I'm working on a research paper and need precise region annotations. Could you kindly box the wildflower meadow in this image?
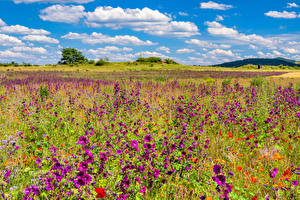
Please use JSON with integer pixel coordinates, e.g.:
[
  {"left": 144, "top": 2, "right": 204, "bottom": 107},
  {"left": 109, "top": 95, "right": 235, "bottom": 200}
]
[{"left": 0, "top": 71, "right": 299, "bottom": 200}]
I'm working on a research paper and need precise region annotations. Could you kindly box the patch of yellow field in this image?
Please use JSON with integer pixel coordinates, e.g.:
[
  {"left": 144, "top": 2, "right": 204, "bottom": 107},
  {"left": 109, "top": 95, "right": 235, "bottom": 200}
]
[{"left": 272, "top": 72, "right": 300, "bottom": 78}]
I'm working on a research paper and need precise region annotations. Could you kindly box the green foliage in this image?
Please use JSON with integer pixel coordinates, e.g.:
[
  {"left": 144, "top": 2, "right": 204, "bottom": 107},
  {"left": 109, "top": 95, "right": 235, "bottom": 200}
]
[
  {"left": 164, "top": 58, "right": 178, "bottom": 64},
  {"left": 59, "top": 48, "right": 87, "bottom": 65},
  {"left": 136, "top": 57, "right": 162, "bottom": 63},
  {"left": 88, "top": 60, "right": 95, "bottom": 65},
  {"left": 95, "top": 59, "right": 108, "bottom": 66},
  {"left": 39, "top": 85, "right": 49, "bottom": 99},
  {"left": 250, "top": 76, "right": 265, "bottom": 87},
  {"left": 222, "top": 77, "right": 232, "bottom": 87}
]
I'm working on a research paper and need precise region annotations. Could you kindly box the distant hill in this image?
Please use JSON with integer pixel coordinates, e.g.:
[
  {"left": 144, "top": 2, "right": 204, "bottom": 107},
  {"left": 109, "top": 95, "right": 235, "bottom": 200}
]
[{"left": 213, "top": 57, "right": 300, "bottom": 68}]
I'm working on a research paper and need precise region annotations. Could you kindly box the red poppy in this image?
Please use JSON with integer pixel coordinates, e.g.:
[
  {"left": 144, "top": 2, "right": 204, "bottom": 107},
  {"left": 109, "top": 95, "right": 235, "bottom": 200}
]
[
  {"left": 228, "top": 132, "right": 233, "bottom": 138},
  {"left": 95, "top": 187, "right": 105, "bottom": 198},
  {"left": 248, "top": 135, "right": 254, "bottom": 138},
  {"left": 219, "top": 130, "right": 222, "bottom": 136}
]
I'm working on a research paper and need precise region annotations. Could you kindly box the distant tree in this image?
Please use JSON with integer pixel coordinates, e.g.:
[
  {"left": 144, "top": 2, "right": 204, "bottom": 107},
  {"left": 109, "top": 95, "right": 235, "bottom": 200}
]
[
  {"left": 164, "top": 58, "right": 178, "bottom": 64},
  {"left": 136, "top": 57, "right": 162, "bottom": 63},
  {"left": 95, "top": 59, "right": 107, "bottom": 66},
  {"left": 59, "top": 48, "right": 87, "bottom": 65}
]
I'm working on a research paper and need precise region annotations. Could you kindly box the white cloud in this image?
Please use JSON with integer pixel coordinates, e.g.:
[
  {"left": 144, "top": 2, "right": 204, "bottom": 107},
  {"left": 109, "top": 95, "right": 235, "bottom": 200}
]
[
  {"left": 40, "top": 5, "right": 85, "bottom": 23},
  {"left": 185, "top": 39, "right": 231, "bottom": 49},
  {"left": 265, "top": 11, "right": 298, "bottom": 19},
  {"left": 287, "top": 3, "right": 299, "bottom": 8},
  {"left": 14, "top": 0, "right": 94, "bottom": 3},
  {"left": 0, "top": 18, "right": 6, "bottom": 26},
  {"left": 0, "top": 33, "right": 24, "bottom": 46},
  {"left": 156, "top": 46, "right": 170, "bottom": 53},
  {"left": 88, "top": 46, "right": 132, "bottom": 55},
  {"left": 272, "top": 50, "right": 282, "bottom": 56},
  {"left": 10, "top": 46, "right": 48, "bottom": 54},
  {"left": 178, "top": 12, "right": 189, "bottom": 16},
  {"left": 282, "top": 47, "right": 300, "bottom": 54},
  {"left": 215, "top": 15, "right": 224, "bottom": 21},
  {"left": 0, "top": 50, "right": 24, "bottom": 58},
  {"left": 205, "top": 21, "right": 275, "bottom": 48},
  {"left": 135, "top": 51, "right": 168, "bottom": 58},
  {"left": 61, "top": 32, "right": 157, "bottom": 46},
  {"left": 85, "top": 6, "right": 199, "bottom": 37},
  {"left": 176, "top": 48, "right": 195, "bottom": 53},
  {"left": 0, "top": 25, "right": 50, "bottom": 35},
  {"left": 207, "top": 49, "right": 235, "bottom": 57},
  {"left": 22, "top": 35, "right": 59, "bottom": 43},
  {"left": 200, "top": 1, "right": 233, "bottom": 10}
]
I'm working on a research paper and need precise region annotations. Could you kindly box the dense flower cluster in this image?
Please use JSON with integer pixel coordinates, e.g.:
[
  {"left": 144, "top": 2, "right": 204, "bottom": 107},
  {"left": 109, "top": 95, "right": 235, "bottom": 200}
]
[{"left": 0, "top": 72, "right": 299, "bottom": 199}]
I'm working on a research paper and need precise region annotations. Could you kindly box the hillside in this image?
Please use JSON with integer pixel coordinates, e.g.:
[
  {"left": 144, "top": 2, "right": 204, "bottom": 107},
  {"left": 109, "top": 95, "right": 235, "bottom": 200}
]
[{"left": 214, "top": 57, "right": 300, "bottom": 68}]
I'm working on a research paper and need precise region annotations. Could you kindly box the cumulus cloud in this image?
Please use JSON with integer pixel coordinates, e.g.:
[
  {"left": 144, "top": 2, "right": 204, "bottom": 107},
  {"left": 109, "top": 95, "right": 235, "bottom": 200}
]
[
  {"left": 215, "top": 15, "right": 224, "bottom": 21},
  {"left": 61, "top": 32, "right": 157, "bottom": 46},
  {"left": 265, "top": 11, "right": 298, "bottom": 19},
  {"left": 282, "top": 47, "right": 300, "bottom": 54},
  {"left": 176, "top": 48, "right": 195, "bottom": 53},
  {"left": 135, "top": 51, "right": 168, "bottom": 58},
  {"left": 85, "top": 6, "right": 199, "bottom": 37},
  {"left": 200, "top": 1, "right": 233, "bottom": 10},
  {"left": 0, "top": 18, "right": 6, "bottom": 26},
  {"left": 185, "top": 39, "right": 231, "bottom": 49},
  {"left": 14, "top": 0, "right": 94, "bottom": 3},
  {"left": 0, "top": 50, "right": 24, "bottom": 58},
  {"left": 22, "top": 35, "right": 59, "bottom": 43},
  {"left": 287, "top": 3, "right": 299, "bottom": 8},
  {"left": 0, "top": 33, "right": 24, "bottom": 46},
  {"left": 0, "top": 25, "right": 50, "bottom": 35},
  {"left": 88, "top": 46, "right": 132, "bottom": 55},
  {"left": 207, "top": 49, "right": 235, "bottom": 57},
  {"left": 156, "top": 46, "right": 170, "bottom": 53},
  {"left": 40, "top": 5, "right": 85, "bottom": 23},
  {"left": 178, "top": 12, "right": 189, "bottom": 16},
  {"left": 205, "top": 21, "right": 275, "bottom": 48},
  {"left": 10, "top": 46, "right": 48, "bottom": 54}
]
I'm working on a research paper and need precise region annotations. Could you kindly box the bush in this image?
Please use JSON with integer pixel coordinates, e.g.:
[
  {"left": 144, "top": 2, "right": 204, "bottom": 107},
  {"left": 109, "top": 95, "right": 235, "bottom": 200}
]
[
  {"left": 88, "top": 60, "right": 95, "bottom": 65},
  {"left": 136, "top": 57, "right": 162, "bottom": 63},
  {"left": 250, "top": 76, "right": 265, "bottom": 87},
  {"left": 59, "top": 48, "right": 87, "bottom": 65},
  {"left": 39, "top": 86, "right": 49, "bottom": 99},
  {"left": 164, "top": 58, "right": 178, "bottom": 64},
  {"left": 222, "top": 77, "right": 232, "bottom": 87},
  {"left": 95, "top": 59, "right": 107, "bottom": 66}
]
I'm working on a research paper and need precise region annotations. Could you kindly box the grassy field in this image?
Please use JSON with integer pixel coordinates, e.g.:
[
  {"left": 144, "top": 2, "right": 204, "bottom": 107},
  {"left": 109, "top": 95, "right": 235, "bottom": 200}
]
[{"left": 0, "top": 64, "right": 299, "bottom": 200}]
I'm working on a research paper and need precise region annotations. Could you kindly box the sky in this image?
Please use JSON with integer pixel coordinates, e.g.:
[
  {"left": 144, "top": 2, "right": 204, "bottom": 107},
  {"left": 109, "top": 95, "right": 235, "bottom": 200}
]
[{"left": 0, "top": 0, "right": 299, "bottom": 65}]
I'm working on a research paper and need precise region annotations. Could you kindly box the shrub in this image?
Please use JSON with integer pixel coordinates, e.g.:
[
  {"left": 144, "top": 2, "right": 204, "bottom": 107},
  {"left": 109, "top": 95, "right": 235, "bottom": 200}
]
[
  {"left": 164, "top": 58, "right": 178, "bottom": 64},
  {"left": 136, "top": 57, "right": 162, "bottom": 63},
  {"left": 88, "top": 60, "right": 95, "bottom": 65},
  {"left": 250, "top": 76, "right": 265, "bottom": 87},
  {"left": 95, "top": 59, "right": 107, "bottom": 66},
  {"left": 39, "top": 86, "right": 49, "bottom": 99}
]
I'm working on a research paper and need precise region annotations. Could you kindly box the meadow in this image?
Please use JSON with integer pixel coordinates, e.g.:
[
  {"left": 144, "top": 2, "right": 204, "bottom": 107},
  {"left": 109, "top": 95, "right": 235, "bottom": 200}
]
[{"left": 0, "top": 64, "right": 299, "bottom": 200}]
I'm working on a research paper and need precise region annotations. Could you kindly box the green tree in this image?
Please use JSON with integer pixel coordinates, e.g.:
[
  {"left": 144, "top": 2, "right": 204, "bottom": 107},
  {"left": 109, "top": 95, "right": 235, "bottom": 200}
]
[{"left": 59, "top": 48, "right": 87, "bottom": 65}]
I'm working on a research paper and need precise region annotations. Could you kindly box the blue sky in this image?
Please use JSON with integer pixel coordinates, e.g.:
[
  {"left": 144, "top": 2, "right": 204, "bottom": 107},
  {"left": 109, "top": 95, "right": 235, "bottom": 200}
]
[{"left": 0, "top": 0, "right": 299, "bottom": 65}]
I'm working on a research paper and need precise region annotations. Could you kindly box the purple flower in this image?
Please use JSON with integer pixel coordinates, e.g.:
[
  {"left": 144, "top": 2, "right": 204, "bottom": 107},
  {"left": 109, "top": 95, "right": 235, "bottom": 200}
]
[
  {"left": 269, "top": 168, "right": 278, "bottom": 178},
  {"left": 78, "top": 162, "right": 89, "bottom": 171},
  {"left": 153, "top": 169, "right": 159, "bottom": 179},
  {"left": 4, "top": 170, "right": 11, "bottom": 179},
  {"left": 143, "top": 143, "right": 151, "bottom": 150},
  {"left": 35, "top": 158, "right": 41, "bottom": 165},
  {"left": 213, "top": 164, "right": 221, "bottom": 175},
  {"left": 131, "top": 140, "right": 138, "bottom": 148},
  {"left": 81, "top": 173, "right": 91, "bottom": 184},
  {"left": 144, "top": 134, "right": 151, "bottom": 142},
  {"left": 46, "top": 184, "right": 53, "bottom": 191},
  {"left": 213, "top": 175, "right": 226, "bottom": 185},
  {"left": 99, "top": 152, "right": 108, "bottom": 162},
  {"left": 116, "top": 149, "right": 122, "bottom": 155},
  {"left": 292, "top": 180, "right": 298, "bottom": 186}
]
